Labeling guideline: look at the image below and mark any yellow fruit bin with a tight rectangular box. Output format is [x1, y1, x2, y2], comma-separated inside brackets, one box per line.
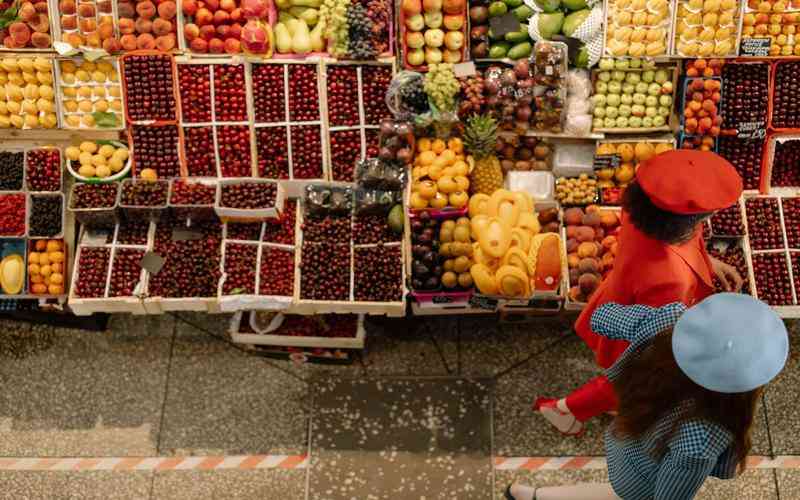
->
[593, 136, 676, 204]
[670, 0, 743, 57]
[603, 0, 675, 58]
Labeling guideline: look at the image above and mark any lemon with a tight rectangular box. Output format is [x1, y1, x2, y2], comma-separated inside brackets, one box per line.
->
[78, 100, 93, 113]
[112, 148, 129, 161]
[79, 141, 98, 153]
[66, 116, 81, 127]
[24, 114, 38, 128]
[65, 146, 81, 161]
[95, 165, 111, 178]
[92, 71, 106, 83]
[98, 145, 115, 158]
[79, 152, 93, 165]
[82, 114, 95, 127]
[78, 165, 96, 177]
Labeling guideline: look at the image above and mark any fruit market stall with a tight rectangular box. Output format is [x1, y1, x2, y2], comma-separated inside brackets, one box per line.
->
[2, 0, 800, 351]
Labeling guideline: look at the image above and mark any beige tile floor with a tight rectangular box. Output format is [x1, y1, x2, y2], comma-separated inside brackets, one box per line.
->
[0, 313, 795, 499]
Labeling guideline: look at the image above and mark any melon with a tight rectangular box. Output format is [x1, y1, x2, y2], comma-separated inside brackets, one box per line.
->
[470, 263, 499, 295]
[0, 254, 24, 294]
[487, 189, 521, 227]
[530, 233, 562, 291]
[468, 193, 491, 218]
[470, 214, 490, 240]
[516, 212, 541, 235]
[502, 248, 535, 276]
[496, 265, 530, 297]
[510, 227, 532, 253]
[478, 217, 512, 258]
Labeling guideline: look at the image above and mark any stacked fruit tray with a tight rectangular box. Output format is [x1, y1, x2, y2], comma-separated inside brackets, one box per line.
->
[68, 220, 152, 314]
[229, 311, 366, 349]
[177, 60, 254, 178]
[0, 57, 57, 129]
[53, 57, 126, 130]
[763, 134, 800, 193]
[295, 202, 405, 316]
[121, 52, 184, 179]
[217, 200, 298, 311]
[324, 61, 395, 182]
[251, 61, 328, 190]
[742, 195, 800, 314]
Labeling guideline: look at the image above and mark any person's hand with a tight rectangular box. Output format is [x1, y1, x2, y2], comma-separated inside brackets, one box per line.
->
[710, 256, 743, 292]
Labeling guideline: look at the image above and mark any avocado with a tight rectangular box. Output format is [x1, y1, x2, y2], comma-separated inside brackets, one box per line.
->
[489, 41, 511, 58]
[507, 41, 532, 60]
[504, 28, 529, 43]
[513, 4, 534, 21]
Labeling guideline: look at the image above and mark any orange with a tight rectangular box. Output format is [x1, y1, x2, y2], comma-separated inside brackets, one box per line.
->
[634, 142, 655, 162]
[431, 139, 446, 154]
[616, 143, 635, 162]
[439, 149, 456, 165]
[447, 137, 463, 153]
[46, 240, 61, 252]
[417, 138, 432, 152]
[418, 150, 437, 166]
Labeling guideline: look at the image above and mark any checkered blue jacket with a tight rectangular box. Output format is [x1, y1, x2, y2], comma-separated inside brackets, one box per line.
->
[592, 302, 739, 500]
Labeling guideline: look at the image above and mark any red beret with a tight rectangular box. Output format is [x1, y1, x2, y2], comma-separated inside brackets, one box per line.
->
[637, 150, 743, 214]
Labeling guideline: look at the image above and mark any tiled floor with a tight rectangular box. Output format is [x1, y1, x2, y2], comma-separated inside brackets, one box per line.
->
[0, 313, 796, 499]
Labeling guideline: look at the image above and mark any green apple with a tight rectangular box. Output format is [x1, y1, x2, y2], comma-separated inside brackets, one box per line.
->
[626, 72, 640, 84]
[659, 95, 672, 107]
[608, 81, 622, 94]
[615, 59, 630, 70]
[616, 116, 629, 128]
[631, 104, 645, 117]
[642, 70, 655, 83]
[654, 69, 669, 84]
[594, 106, 606, 118]
[605, 106, 619, 119]
[593, 94, 607, 107]
[621, 94, 633, 105]
[598, 71, 611, 82]
[629, 116, 643, 127]
[622, 83, 635, 95]
[595, 81, 608, 94]
[604, 117, 616, 128]
[648, 83, 661, 96]
[599, 58, 615, 70]
[593, 117, 604, 129]
[629, 58, 642, 69]
[612, 70, 626, 82]
[606, 94, 621, 107]
[642, 60, 656, 70]
[661, 81, 673, 94]
[635, 82, 649, 94]
[658, 106, 671, 117]
[633, 93, 646, 105]
[645, 95, 658, 107]
[653, 115, 666, 127]
[642, 116, 654, 127]
[645, 106, 657, 117]
[619, 104, 632, 117]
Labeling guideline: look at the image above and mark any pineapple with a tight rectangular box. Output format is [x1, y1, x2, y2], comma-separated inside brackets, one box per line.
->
[464, 114, 503, 195]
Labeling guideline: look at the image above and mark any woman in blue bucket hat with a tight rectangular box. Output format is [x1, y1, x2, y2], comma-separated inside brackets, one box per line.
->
[507, 293, 788, 500]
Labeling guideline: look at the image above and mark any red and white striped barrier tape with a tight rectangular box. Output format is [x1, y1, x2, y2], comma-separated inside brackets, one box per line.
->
[494, 456, 800, 471]
[0, 455, 308, 471]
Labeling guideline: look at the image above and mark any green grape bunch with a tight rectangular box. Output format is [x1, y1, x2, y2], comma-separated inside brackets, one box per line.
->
[424, 63, 460, 113]
[320, 0, 350, 56]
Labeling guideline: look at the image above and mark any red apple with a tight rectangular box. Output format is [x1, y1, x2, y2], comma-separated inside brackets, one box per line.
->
[220, 0, 235, 11]
[199, 23, 216, 40]
[213, 9, 229, 23]
[230, 7, 242, 21]
[184, 22, 200, 40]
[229, 22, 242, 38]
[183, 0, 197, 16]
[205, 0, 219, 10]
[195, 7, 213, 24]
[209, 37, 224, 52]
[224, 37, 240, 53]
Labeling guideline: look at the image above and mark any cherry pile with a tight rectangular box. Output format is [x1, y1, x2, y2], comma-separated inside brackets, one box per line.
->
[214, 65, 247, 122]
[326, 66, 359, 127]
[792, 252, 800, 297]
[121, 180, 168, 206]
[25, 149, 60, 192]
[122, 54, 176, 122]
[256, 127, 289, 179]
[354, 245, 402, 302]
[75, 247, 110, 298]
[0, 151, 24, 190]
[710, 204, 744, 237]
[227, 222, 262, 241]
[262, 200, 296, 245]
[288, 65, 319, 122]
[330, 129, 362, 181]
[116, 220, 150, 245]
[131, 125, 180, 178]
[300, 243, 350, 301]
[782, 198, 800, 248]
[362, 65, 392, 124]
[365, 129, 380, 158]
[721, 63, 769, 131]
[149, 218, 221, 297]
[29, 195, 62, 237]
[109, 248, 145, 297]
[707, 243, 750, 295]
[290, 126, 323, 178]
[220, 182, 276, 209]
[260, 314, 358, 338]
[70, 183, 118, 208]
[770, 139, 800, 188]
[752, 253, 793, 305]
[217, 125, 252, 177]
[183, 126, 217, 177]
[178, 64, 212, 123]
[746, 198, 784, 250]
[718, 137, 763, 190]
[302, 215, 351, 243]
[772, 62, 800, 129]
[353, 214, 400, 244]
[170, 180, 216, 206]
[252, 64, 285, 123]
[259, 246, 294, 296]
[222, 242, 257, 294]
[0, 193, 26, 236]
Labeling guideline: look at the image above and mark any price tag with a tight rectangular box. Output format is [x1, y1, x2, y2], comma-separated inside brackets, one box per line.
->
[432, 294, 453, 304]
[739, 38, 771, 57]
[489, 12, 521, 39]
[453, 62, 477, 78]
[737, 122, 767, 139]
[469, 295, 498, 310]
[593, 154, 620, 169]
[140, 251, 165, 275]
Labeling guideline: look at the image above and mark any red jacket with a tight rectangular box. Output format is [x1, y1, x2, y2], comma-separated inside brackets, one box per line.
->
[574, 212, 714, 369]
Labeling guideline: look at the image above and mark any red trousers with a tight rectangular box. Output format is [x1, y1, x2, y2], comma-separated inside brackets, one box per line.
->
[565, 375, 619, 422]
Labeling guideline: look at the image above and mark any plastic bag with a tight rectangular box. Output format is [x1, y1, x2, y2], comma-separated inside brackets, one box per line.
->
[386, 71, 430, 120]
[566, 96, 591, 115]
[304, 184, 353, 217]
[566, 69, 592, 99]
[564, 113, 593, 136]
[354, 188, 400, 215]
[355, 158, 405, 191]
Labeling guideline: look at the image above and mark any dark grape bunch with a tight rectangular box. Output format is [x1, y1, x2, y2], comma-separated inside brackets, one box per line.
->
[364, 0, 389, 54]
[398, 77, 428, 114]
[347, 3, 377, 60]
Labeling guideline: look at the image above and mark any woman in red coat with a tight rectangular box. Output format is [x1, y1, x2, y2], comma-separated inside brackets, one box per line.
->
[535, 149, 745, 435]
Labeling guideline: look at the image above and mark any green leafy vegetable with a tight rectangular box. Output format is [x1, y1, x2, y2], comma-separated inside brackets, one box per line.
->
[0, 2, 20, 31]
[92, 112, 121, 129]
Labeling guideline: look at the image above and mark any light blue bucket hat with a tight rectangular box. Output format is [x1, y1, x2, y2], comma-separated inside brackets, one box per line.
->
[672, 293, 789, 394]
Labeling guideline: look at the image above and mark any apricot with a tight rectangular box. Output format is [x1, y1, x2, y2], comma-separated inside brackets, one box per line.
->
[600, 211, 619, 228]
[566, 238, 578, 253]
[585, 204, 600, 214]
[119, 18, 135, 34]
[199, 24, 216, 40]
[564, 207, 585, 226]
[117, 1, 135, 17]
[9, 22, 31, 44]
[77, 3, 95, 16]
[601, 252, 615, 271]
[102, 37, 121, 52]
[31, 32, 50, 48]
[136, 33, 155, 49]
[19, 2, 36, 22]
[79, 18, 96, 33]
[569, 285, 585, 303]
[120, 33, 137, 50]
[98, 22, 114, 40]
[136, 0, 156, 19]
[184, 23, 199, 41]
[578, 257, 600, 274]
[65, 32, 83, 47]
[61, 15, 77, 30]
[97, 0, 112, 12]
[154, 33, 175, 51]
[189, 37, 208, 52]
[152, 18, 172, 36]
[135, 17, 152, 33]
[158, 0, 177, 19]
[577, 241, 599, 258]
[565, 226, 577, 239]
[59, 0, 76, 14]
[85, 31, 101, 47]
[594, 226, 605, 240]
[213, 10, 229, 23]
[601, 235, 617, 250]
[224, 37, 240, 53]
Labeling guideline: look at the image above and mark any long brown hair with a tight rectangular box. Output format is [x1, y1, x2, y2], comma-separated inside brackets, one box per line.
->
[612, 329, 760, 473]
